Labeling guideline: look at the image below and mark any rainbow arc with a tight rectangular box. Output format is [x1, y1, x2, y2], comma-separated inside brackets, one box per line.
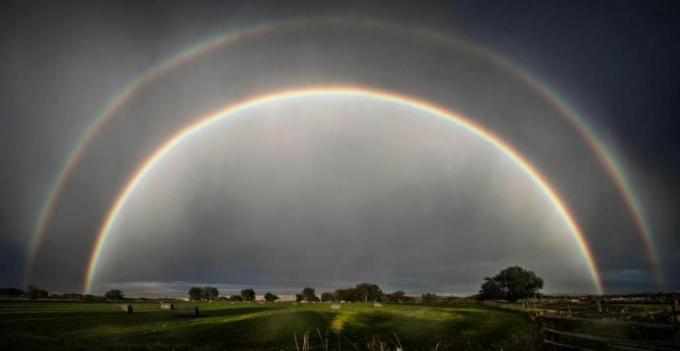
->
[82, 87, 604, 295]
[24, 18, 660, 290]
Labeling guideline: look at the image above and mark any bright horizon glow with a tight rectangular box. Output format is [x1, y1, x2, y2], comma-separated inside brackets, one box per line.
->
[83, 87, 604, 295]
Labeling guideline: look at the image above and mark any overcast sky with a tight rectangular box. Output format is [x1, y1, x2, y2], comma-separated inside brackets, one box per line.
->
[1, 0, 678, 296]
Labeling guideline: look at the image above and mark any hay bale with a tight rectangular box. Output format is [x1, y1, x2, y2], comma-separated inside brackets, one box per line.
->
[120, 304, 133, 314]
[331, 304, 341, 310]
[177, 305, 200, 316]
[373, 303, 383, 308]
[160, 302, 174, 310]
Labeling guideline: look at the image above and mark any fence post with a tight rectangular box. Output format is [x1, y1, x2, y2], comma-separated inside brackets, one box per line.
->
[672, 294, 679, 330]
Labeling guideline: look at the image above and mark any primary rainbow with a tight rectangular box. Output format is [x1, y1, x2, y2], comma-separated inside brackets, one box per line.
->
[82, 86, 604, 295]
[27, 18, 660, 289]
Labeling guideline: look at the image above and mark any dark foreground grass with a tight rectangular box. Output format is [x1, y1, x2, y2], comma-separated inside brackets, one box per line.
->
[0, 300, 539, 350]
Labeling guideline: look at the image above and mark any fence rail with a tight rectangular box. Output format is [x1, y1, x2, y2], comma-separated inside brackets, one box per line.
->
[541, 314, 678, 331]
[541, 319, 680, 350]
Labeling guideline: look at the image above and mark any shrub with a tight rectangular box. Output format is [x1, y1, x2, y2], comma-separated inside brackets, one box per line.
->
[104, 289, 124, 300]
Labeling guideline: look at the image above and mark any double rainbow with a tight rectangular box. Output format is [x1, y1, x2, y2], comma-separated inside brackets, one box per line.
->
[24, 18, 659, 291]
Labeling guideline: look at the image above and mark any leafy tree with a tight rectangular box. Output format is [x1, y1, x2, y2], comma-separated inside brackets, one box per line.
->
[354, 283, 383, 302]
[385, 290, 412, 303]
[478, 266, 544, 301]
[334, 288, 356, 302]
[241, 288, 256, 301]
[203, 286, 219, 300]
[26, 285, 48, 299]
[421, 293, 439, 303]
[188, 287, 204, 301]
[264, 292, 279, 302]
[229, 294, 243, 302]
[104, 289, 124, 300]
[295, 294, 304, 302]
[479, 277, 504, 300]
[320, 292, 335, 302]
[331, 283, 384, 302]
[301, 287, 319, 302]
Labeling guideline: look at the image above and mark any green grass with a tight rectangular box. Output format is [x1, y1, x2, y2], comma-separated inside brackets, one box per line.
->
[0, 300, 539, 350]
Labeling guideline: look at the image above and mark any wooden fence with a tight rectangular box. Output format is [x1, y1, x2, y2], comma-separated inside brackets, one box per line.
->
[539, 314, 680, 350]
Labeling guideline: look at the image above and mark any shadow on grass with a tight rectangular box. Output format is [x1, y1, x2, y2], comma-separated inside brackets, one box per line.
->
[179, 305, 274, 319]
[0, 302, 540, 350]
[0, 304, 280, 350]
[338, 306, 538, 350]
[132, 308, 337, 350]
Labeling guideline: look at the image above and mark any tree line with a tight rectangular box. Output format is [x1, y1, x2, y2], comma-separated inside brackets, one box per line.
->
[294, 266, 543, 303]
[0, 285, 48, 299]
[186, 287, 280, 302]
[300, 283, 388, 303]
[0, 286, 128, 301]
[1, 266, 544, 303]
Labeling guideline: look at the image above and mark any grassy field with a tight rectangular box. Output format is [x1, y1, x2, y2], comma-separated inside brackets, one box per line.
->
[0, 300, 538, 350]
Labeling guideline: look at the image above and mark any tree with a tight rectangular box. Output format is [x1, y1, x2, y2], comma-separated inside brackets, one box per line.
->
[264, 292, 279, 302]
[320, 292, 336, 302]
[479, 277, 504, 300]
[229, 294, 243, 302]
[331, 283, 384, 302]
[301, 287, 319, 302]
[354, 283, 383, 302]
[104, 289, 124, 300]
[421, 293, 439, 303]
[26, 285, 48, 299]
[188, 287, 204, 301]
[334, 288, 356, 302]
[295, 294, 304, 302]
[203, 287, 219, 300]
[385, 290, 411, 303]
[478, 266, 544, 301]
[241, 288, 256, 301]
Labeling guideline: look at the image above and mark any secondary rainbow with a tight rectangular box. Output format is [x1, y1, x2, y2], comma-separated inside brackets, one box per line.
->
[82, 86, 604, 295]
[23, 21, 284, 285]
[28, 18, 658, 288]
[524, 82, 662, 287]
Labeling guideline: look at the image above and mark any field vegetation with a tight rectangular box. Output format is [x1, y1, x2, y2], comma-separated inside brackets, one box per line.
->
[0, 300, 538, 350]
[4, 267, 677, 349]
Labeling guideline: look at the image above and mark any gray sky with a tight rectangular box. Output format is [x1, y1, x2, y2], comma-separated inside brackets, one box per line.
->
[1, 1, 678, 296]
[94, 97, 593, 295]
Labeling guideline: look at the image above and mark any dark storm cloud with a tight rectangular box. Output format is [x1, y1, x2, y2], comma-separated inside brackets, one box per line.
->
[457, 0, 680, 290]
[1, 1, 678, 294]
